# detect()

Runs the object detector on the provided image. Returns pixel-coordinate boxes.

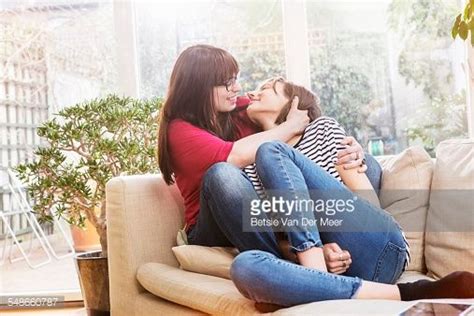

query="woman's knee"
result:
[202,162,247,194]
[204,162,239,184]
[230,251,266,298]
[231,250,269,277]
[231,251,276,291]
[255,141,287,165]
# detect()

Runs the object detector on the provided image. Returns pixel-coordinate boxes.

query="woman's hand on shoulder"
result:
[335,136,367,173]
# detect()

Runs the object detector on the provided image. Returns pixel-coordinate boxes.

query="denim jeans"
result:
[187,162,283,257]
[188,150,383,255]
[364,153,382,197]
[230,141,407,305]
[231,250,363,306]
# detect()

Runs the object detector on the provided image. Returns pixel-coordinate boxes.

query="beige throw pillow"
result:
[425,139,474,279]
[378,146,434,273]
[172,245,238,279]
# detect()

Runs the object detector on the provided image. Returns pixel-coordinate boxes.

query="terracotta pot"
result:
[70,218,101,252]
[75,251,110,316]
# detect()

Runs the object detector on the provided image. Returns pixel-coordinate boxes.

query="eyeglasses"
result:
[220,76,239,92]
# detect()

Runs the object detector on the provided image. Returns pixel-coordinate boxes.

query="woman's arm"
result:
[335,165,381,207]
[325,118,379,207]
[228,97,309,168]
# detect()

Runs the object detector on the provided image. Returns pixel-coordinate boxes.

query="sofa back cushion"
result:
[425,139,474,279]
[378,146,434,273]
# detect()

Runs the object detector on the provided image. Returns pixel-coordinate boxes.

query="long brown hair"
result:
[158,45,239,185]
[261,77,322,124]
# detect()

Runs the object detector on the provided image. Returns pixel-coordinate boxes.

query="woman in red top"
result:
[157,44,366,257]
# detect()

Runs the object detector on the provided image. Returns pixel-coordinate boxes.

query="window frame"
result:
[466,42,474,138]
[113,0,140,98]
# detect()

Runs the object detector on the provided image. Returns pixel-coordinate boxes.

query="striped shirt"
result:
[244,116,346,198]
[243,116,411,270]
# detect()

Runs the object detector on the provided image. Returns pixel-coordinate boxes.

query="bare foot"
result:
[296,247,327,272]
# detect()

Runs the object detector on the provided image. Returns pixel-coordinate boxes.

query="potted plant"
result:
[15,95,161,315]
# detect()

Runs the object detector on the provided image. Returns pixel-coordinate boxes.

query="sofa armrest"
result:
[106,174,184,316]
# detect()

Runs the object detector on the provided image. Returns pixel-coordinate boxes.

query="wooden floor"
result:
[1,307,86,315]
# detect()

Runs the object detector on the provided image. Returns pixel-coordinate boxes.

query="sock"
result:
[397,271,474,301]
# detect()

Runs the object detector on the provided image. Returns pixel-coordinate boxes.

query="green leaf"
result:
[459,21,469,40]
[464,4,472,21]
[452,14,462,39]
[469,19,474,31]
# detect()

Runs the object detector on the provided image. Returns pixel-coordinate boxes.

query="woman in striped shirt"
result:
[242,76,408,273]
[231,77,474,305]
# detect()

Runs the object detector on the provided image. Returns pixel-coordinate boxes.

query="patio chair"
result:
[0,167,75,269]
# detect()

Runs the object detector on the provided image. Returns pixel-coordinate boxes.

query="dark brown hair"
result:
[261,77,322,124]
[158,45,239,185]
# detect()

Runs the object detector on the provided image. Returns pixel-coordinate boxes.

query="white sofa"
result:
[106,139,474,315]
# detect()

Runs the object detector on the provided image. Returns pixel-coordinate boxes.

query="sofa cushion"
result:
[396,270,435,283]
[137,262,259,315]
[425,139,474,279]
[172,245,237,280]
[137,262,456,316]
[136,292,206,315]
[378,146,434,273]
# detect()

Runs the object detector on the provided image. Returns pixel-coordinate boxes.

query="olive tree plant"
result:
[15,95,161,257]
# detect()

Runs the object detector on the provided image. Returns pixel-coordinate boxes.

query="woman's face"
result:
[213,75,241,112]
[246,80,289,120]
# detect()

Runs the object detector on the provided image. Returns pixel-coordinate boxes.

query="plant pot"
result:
[70,218,101,252]
[75,251,110,316]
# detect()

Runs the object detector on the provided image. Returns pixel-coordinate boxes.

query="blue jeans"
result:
[188,151,382,254]
[231,250,363,306]
[188,162,282,257]
[230,141,407,305]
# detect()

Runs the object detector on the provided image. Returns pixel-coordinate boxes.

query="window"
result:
[305,0,468,156]
[136,0,286,97]
[135,0,468,156]
[0,0,117,300]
